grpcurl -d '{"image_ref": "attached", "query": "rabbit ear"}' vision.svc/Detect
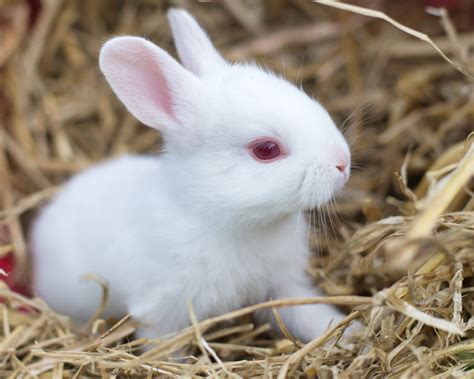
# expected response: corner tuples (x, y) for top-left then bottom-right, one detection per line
(99, 36), (200, 131)
(167, 9), (227, 77)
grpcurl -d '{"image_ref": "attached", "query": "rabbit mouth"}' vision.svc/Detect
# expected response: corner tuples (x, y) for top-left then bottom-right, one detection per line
(297, 157), (350, 211)
(298, 172), (345, 211)
(299, 183), (336, 210)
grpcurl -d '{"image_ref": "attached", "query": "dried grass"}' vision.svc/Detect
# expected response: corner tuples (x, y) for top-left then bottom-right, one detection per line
(0, 0), (473, 377)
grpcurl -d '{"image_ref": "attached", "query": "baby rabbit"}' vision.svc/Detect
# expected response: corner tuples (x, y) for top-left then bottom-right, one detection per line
(31, 9), (351, 342)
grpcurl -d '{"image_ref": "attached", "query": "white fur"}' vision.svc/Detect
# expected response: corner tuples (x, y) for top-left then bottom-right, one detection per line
(31, 9), (352, 342)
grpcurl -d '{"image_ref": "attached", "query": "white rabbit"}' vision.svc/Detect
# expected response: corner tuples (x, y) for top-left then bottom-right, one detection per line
(31, 9), (352, 343)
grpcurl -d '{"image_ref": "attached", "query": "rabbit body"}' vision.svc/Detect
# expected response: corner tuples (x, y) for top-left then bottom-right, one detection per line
(32, 155), (338, 340)
(31, 9), (352, 342)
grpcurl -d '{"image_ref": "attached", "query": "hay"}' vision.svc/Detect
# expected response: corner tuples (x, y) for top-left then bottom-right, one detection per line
(0, 0), (473, 377)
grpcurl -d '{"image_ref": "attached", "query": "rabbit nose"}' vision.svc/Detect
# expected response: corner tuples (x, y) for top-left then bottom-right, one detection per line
(331, 146), (350, 177)
(335, 162), (346, 173)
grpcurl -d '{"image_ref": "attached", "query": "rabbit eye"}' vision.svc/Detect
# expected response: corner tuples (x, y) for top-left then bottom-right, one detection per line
(249, 139), (283, 162)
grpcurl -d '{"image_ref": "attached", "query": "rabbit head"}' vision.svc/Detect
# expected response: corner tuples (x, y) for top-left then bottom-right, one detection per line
(99, 9), (350, 226)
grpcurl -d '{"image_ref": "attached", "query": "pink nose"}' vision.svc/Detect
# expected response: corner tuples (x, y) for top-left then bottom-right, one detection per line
(335, 162), (347, 173)
(331, 145), (350, 176)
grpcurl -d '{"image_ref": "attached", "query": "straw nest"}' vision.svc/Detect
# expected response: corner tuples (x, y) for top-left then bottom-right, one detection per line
(0, 0), (473, 377)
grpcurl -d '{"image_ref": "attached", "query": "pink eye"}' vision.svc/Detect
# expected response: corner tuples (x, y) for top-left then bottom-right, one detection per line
(249, 139), (283, 162)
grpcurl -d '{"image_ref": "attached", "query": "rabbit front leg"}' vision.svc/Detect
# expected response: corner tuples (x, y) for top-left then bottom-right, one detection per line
(267, 278), (348, 343)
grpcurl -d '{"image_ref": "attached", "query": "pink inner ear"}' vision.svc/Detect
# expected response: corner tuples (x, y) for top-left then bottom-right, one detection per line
(132, 56), (174, 117)
(100, 37), (197, 129)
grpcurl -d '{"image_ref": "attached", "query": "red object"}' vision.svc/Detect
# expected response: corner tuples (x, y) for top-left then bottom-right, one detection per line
(0, 251), (34, 316)
(0, 251), (29, 295)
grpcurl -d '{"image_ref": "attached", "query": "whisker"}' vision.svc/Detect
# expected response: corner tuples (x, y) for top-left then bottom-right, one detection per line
(338, 101), (367, 135)
(326, 202), (337, 238)
(296, 48), (308, 86)
(307, 206), (313, 251)
(280, 52), (287, 77)
(317, 193), (330, 252)
(325, 203), (334, 268)
(315, 206), (324, 261)
(332, 194), (351, 230)
(296, 208), (302, 237)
